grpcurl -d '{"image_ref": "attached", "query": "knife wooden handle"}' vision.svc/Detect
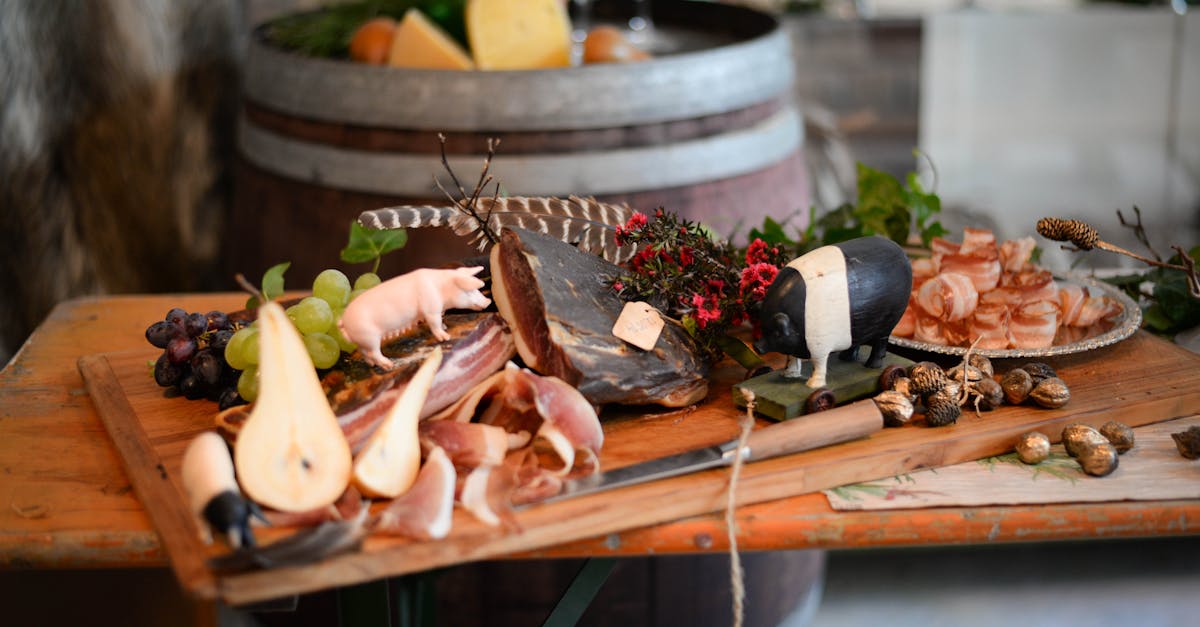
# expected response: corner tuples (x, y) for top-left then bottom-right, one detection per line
(743, 399), (882, 461)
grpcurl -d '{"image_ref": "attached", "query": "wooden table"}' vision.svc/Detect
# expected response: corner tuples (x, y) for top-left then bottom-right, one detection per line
(3, 295), (1199, 607)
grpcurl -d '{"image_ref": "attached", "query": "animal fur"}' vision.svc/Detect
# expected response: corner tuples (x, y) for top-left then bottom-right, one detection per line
(0, 0), (241, 364)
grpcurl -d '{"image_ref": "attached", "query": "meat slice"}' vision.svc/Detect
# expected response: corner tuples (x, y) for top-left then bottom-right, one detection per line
(490, 227), (709, 407)
(373, 447), (456, 540)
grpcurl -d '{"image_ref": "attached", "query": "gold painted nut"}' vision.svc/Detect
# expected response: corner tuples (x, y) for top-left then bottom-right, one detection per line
(1015, 431), (1051, 464)
(1030, 377), (1070, 409)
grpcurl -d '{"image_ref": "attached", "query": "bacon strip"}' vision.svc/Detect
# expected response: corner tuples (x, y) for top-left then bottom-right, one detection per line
(336, 317), (515, 453)
(1008, 300), (1060, 349)
(968, 302), (1011, 349)
(916, 272), (979, 322)
(999, 236), (1036, 273)
(259, 486), (366, 528)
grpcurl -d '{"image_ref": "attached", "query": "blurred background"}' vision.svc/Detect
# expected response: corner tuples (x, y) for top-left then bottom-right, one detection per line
(1, 1), (1197, 624)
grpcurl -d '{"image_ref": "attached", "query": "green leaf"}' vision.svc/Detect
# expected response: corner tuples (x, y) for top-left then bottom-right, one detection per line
(262, 262), (291, 301)
(1143, 303), (1174, 332)
(340, 222), (408, 264)
(713, 334), (765, 370)
(854, 163), (910, 244)
(748, 216), (789, 246)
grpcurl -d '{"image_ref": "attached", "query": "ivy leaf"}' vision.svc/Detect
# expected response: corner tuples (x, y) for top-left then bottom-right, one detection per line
(854, 163), (910, 244)
(246, 261), (290, 309)
(340, 222), (408, 265)
(713, 334), (765, 370)
(748, 216), (790, 246)
(262, 261), (290, 301)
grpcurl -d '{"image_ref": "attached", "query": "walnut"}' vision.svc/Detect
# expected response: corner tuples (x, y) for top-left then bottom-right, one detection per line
(1021, 362), (1058, 385)
(1076, 442), (1119, 477)
(1062, 424), (1107, 458)
(873, 390), (914, 427)
(967, 353), (994, 378)
(969, 378), (1005, 411)
(1030, 377), (1070, 409)
(1099, 422), (1135, 454)
(1000, 369), (1034, 405)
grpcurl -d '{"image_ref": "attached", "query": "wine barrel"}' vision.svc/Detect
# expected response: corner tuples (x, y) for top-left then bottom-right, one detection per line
(230, 0), (806, 281)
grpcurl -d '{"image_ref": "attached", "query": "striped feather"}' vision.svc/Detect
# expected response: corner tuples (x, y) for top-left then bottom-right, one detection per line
(357, 196), (640, 264)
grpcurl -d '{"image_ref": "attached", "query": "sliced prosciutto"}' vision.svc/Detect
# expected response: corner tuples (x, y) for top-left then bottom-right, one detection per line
(430, 363), (603, 476)
(373, 447), (456, 540)
(418, 421), (510, 468)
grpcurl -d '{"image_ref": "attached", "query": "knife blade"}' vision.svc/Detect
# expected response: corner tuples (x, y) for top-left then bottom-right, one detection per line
(540, 398), (883, 504)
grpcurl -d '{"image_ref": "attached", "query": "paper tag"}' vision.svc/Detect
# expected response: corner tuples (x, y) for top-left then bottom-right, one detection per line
(612, 301), (664, 351)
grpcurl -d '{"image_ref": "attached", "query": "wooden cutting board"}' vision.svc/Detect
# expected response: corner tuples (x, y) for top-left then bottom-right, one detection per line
(78, 331), (1200, 605)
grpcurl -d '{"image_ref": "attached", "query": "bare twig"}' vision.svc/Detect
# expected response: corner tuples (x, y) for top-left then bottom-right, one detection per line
(1117, 206), (1162, 262)
(432, 134), (503, 245)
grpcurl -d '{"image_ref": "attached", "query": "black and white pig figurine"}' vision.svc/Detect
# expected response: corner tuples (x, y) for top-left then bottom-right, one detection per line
(753, 236), (912, 389)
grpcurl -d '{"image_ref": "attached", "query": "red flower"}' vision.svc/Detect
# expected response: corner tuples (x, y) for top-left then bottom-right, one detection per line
(740, 262), (780, 303)
(613, 281), (624, 291)
(691, 293), (722, 329)
(745, 239), (769, 265)
(678, 246), (695, 267)
(705, 278), (726, 296)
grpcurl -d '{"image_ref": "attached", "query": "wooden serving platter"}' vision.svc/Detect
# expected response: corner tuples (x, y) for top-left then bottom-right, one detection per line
(79, 331), (1200, 605)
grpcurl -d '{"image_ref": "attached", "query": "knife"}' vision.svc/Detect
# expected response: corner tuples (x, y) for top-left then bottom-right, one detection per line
(541, 399), (883, 504)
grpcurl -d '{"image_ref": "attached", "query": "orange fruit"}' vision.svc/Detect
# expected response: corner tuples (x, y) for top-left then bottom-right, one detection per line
(583, 25), (650, 64)
(349, 17), (397, 65)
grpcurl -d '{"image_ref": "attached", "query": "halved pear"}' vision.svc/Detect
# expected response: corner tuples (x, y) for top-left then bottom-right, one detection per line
(353, 347), (443, 498)
(233, 302), (352, 513)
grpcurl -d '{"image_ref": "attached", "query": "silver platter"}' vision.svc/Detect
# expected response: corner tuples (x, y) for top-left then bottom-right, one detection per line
(888, 275), (1143, 359)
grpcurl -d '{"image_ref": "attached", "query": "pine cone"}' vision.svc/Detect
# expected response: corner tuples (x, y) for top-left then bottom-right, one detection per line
(908, 362), (948, 396)
(924, 389), (962, 427)
(1036, 217), (1100, 250)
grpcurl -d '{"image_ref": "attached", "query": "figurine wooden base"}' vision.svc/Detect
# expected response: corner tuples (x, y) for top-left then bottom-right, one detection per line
(733, 348), (914, 421)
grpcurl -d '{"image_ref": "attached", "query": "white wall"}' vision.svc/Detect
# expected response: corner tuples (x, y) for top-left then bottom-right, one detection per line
(920, 8), (1199, 271)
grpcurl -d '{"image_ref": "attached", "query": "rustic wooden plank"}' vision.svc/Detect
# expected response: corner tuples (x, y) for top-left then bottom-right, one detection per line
(76, 354), (217, 600)
(80, 329), (1200, 605)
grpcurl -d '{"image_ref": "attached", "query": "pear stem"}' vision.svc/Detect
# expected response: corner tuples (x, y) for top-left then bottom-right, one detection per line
(235, 273), (267, 304)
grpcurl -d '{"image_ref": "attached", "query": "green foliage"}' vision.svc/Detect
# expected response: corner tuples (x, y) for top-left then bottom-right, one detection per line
(246, 262), (291, 309)
(748, 160), (946, 256)
(340, 222), (408, 273)
(267, 0), (467, 58)
(1102, 246), (1200, 335)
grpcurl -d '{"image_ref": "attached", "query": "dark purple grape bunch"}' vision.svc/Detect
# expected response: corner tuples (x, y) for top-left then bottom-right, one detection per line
(145, 308), (244, 409)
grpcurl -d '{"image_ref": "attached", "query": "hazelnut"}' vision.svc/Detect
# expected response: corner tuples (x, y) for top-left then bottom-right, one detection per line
(1000, 369), (1034, 405)
(1014, 431), (1051, 464)
(1099, 421), (1135, 453)
(1030, 377), (1070, 409)
(873, 390), (915, 427)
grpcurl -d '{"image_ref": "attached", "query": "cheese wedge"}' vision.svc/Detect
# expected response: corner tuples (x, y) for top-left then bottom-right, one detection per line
(466, 0), (572, 70)
(388, 8), (475, 70)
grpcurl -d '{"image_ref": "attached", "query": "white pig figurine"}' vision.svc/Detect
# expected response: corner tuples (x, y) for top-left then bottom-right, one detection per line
(338, 266), (491, 369)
